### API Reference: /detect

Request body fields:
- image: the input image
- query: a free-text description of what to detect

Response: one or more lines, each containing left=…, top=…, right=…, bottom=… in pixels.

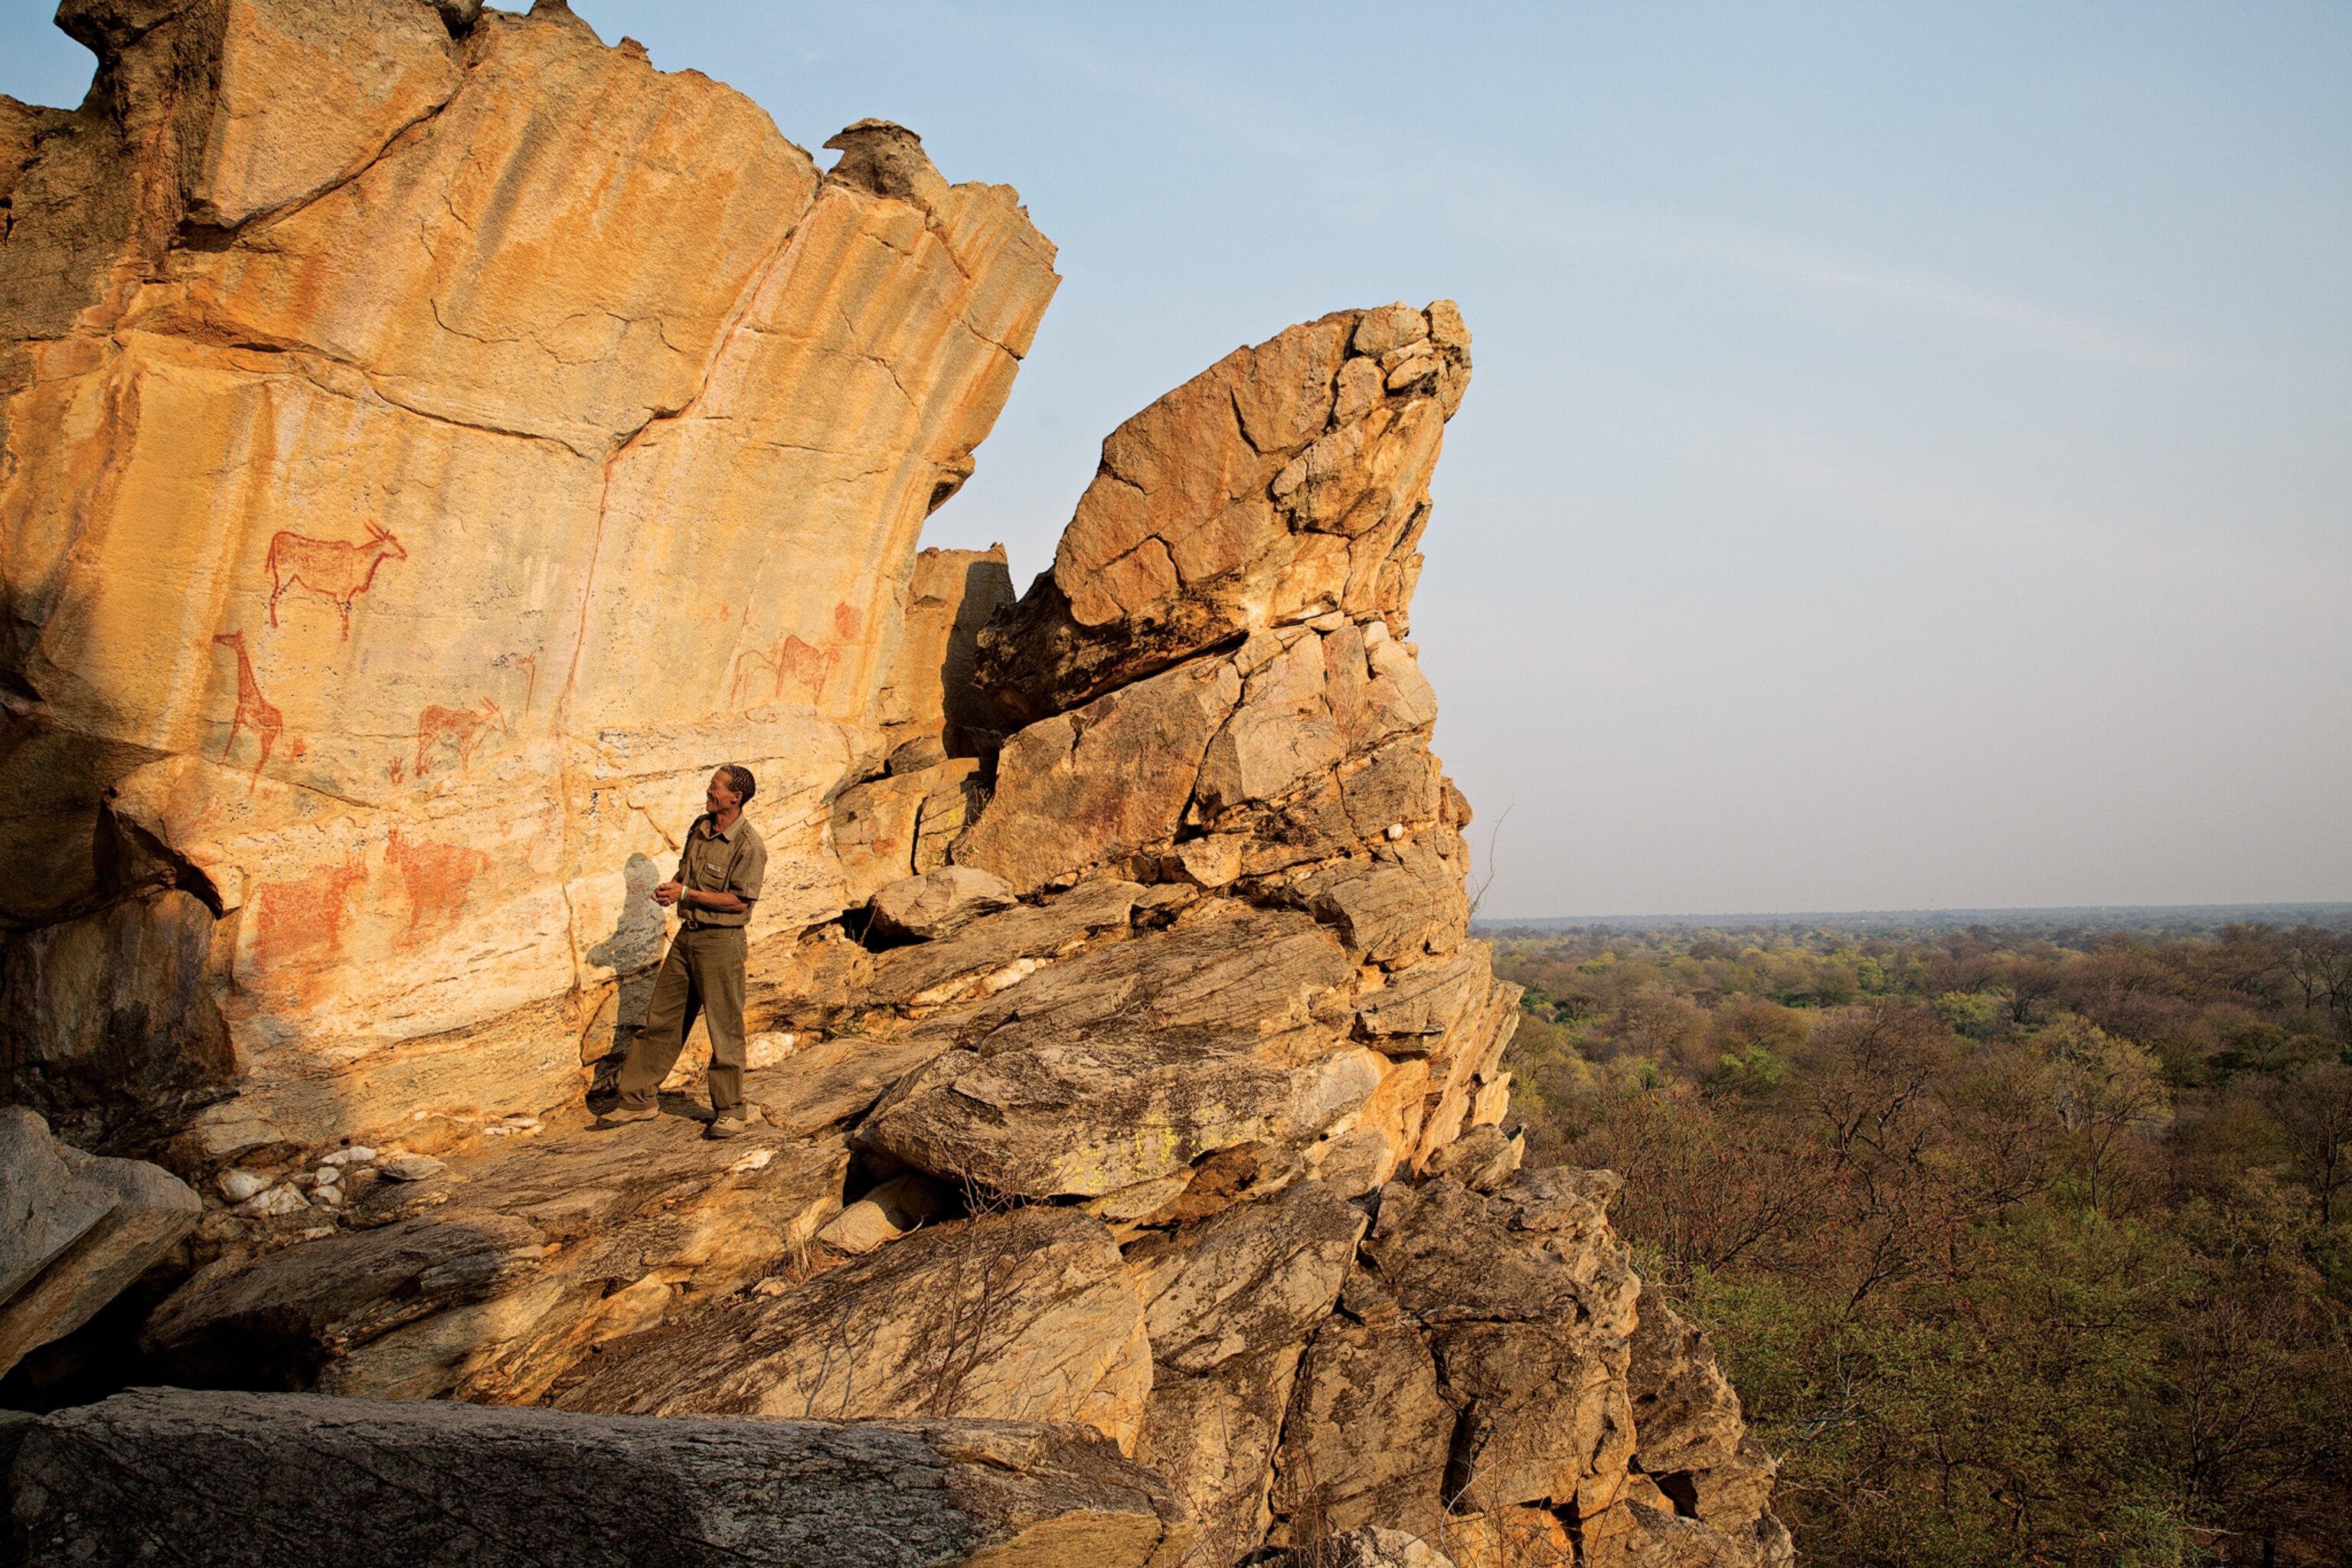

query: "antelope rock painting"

left=266, top=522, right=407, bottom=639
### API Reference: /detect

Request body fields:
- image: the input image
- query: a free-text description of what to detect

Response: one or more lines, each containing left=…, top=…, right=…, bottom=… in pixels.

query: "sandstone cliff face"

left=0, top=0, right=1057, bottom=1161
left=2, top=8, right=1789, bottom=1565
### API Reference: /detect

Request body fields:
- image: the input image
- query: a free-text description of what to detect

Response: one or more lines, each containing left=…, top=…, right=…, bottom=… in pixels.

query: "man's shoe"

left=704, top=1110, right=753, bottom=1139
left=597, top=1103, right=660, bottom=1128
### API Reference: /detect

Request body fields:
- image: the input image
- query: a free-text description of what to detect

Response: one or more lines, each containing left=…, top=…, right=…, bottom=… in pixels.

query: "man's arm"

left=677, top=887, right=750, bottom=914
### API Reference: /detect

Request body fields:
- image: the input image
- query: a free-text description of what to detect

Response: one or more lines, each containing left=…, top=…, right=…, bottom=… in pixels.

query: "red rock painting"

left=210, top=630, right=283, bottom=795
left=728, top=633, right=838, bottom=710
left=265, top=522, right=407, bottom=639
left=252, top=853, right=366, bottom=973
left=415, top=697, right=506, bottom=776
left=387, top=829, right=491, bottom=942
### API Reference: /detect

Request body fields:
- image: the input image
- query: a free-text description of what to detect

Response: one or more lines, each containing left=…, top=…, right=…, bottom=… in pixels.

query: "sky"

left=5, top=2, right=2347, bottom=918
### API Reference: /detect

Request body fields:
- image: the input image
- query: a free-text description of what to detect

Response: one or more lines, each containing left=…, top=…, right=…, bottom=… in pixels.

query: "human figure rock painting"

left=265, top=522, right=407, bottom=639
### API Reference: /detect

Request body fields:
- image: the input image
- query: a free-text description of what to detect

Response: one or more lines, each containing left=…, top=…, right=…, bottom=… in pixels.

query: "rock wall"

left=0, top=0, right=1058, bottom=1161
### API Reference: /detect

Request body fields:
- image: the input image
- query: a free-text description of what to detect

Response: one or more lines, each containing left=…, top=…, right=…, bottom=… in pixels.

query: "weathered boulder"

left=141, top=1114, right=845, bottom=1402
left=1126, top=1182, right=1367, bottom=1549
left=3, top=1387, right=1187, bottom=1568
left=833, top=756, right=993, bottom=906
left=1125, top=1181, right=1367, bottom=1377
left=0, top=1106, right=198, bottom=1378
left=1612, top=1282, right=1793, bottom=1566
left=858, top=876, right=1148, bottom=1011
left=959, top=578, right=1459, bottom=897
left=748, top=1034, right=945, bottom=1137
left=814, top=1172, right=953, bottom=1254
left=956, top=654, right=1244, bottom=892
left=860, top=903, right=1377, bottom=1199
left=1132, top=1347, right=1304, bottom=1566
left=1581, top=1503, right=1795, bottom=1568
left=1264, top=1527, right=1456, bottom=1568
left=1278, top=840, right=1472, bottom=969
left=0, top=0, right=1060, bottom=1161
left=1352, top=946, right=1495, bottom=1052
left=557, top=1206, right=1152, bottom=1452
left=0, top=885, right=235, bottom=1154
left=1272, top=1171, right=1642, bottom=1539
left=1419, top=1123, right=1523, bottom=1193
left=868, top=865, right=1018, bottom=942
left=974, top=304, right=1469, bottom=723
left=1269, top=1272, right=1452, bottom=1544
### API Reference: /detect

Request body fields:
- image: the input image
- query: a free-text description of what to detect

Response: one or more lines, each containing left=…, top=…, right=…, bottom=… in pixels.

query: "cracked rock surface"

left=5, top=1387, right=1187, bottom=1568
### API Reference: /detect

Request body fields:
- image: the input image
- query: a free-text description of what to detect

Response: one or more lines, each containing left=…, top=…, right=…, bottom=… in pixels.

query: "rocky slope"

left=1, top=5, right=1790, bottom=1565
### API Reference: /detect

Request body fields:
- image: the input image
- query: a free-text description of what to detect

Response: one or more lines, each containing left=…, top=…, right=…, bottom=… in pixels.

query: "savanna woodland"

left=1491, top=915, right=2352, bottom=1568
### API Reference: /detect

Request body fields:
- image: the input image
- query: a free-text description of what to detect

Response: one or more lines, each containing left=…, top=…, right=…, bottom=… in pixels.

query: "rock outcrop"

left=0, top=1107, right=198, bottom=1380
left=3, top=1387, right=1187, bottom=1567
left=0, top=0, right=1058, bottom=1163
left=88, top=295, right=1782, bottom=1564
left=138, top=1106, right=847, bottom=1403
left=1, top=8, right=1789, bottom=1565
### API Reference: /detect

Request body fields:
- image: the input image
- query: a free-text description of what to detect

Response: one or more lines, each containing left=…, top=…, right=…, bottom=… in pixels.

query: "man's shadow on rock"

left=583, top=852, right=668, bottom=1096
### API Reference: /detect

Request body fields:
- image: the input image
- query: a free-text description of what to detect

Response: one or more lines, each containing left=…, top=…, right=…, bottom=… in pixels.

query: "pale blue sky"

left=7, top=2, right=2347, bottom=916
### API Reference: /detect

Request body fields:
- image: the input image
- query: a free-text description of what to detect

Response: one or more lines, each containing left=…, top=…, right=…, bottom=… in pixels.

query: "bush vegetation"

left=1490, top=916, right=2352, bottom=1567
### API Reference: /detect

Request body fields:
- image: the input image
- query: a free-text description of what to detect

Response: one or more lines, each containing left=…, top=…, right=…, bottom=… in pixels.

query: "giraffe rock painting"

left=211, top=630, right=283, bottom=795
left=266, top=521, right=407, bottom=640
left=415, top=697, right=507, bottom=777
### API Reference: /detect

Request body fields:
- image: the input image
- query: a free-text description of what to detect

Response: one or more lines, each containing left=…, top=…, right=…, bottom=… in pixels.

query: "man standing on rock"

left=600, top=766, right=766, bottom=1138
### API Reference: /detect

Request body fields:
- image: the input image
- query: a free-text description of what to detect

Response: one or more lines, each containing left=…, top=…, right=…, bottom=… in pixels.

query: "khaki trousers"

left=616, top=924, right=748, bottom=1113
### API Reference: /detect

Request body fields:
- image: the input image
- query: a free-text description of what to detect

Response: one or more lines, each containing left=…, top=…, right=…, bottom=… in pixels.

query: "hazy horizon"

left=8, top=2, right=2345, bottom=918
left=1473, top=900, right=2352, bottom=929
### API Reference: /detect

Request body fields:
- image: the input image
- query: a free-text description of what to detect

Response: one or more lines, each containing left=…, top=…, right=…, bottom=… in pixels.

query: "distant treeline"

left=1494, top=919, right=2352, bottom=1567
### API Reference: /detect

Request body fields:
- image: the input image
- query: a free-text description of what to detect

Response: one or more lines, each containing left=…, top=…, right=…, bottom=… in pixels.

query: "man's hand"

left=654, top=880, right=684, bottom=907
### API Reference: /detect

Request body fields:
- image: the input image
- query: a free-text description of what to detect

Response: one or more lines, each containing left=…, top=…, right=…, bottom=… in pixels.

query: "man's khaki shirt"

left=675, top=812, right=766, bottom=929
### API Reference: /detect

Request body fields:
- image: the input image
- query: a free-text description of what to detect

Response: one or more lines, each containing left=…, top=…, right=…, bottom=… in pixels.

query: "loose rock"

left=867, top=866, right=1018, bottom=942
left=5, top=1387, right=1187, bottom=1568
left=559, top=1207, right=1152, bottom=1452
left=0, top=1106, right=200, bottom=1377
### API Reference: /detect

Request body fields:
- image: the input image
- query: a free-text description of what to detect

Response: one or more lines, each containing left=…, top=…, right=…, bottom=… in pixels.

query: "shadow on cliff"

left=934, top=555, right=1019, bottom=760
left=583, top=852, right=668, bottom=1097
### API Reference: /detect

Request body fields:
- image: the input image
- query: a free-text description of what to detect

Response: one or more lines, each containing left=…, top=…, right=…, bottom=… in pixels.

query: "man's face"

left=707, top=769, right=741, bottom=817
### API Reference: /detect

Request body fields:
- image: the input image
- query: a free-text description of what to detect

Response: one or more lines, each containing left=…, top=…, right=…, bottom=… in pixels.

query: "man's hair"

left=719, top=763, right=756, bottom=805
